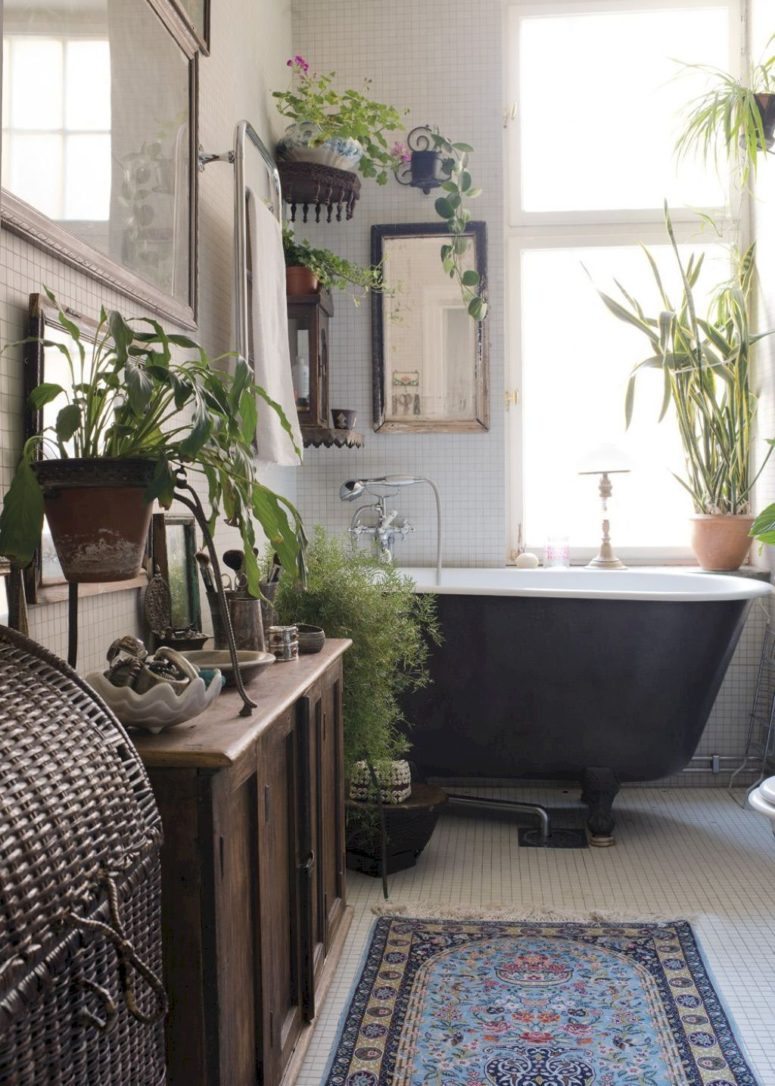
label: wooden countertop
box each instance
[131,639,350,769]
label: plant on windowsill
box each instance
[0,289,307,592]
[675,37,775,190]
[273,56,408,184]
[593,207,773,571]
[282,226,386,303]
[429,130,488,322]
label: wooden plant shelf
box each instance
[302,426,364,449]
[278,161,361,223]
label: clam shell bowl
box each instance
[86,668,223,734]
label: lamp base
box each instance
[587,553,627,570]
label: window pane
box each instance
[65,41,111,131]
[521,243,730,549]
[9,38,63,129]
[8,133,63,218]
[517,7,730,212]
[65,134,111,219]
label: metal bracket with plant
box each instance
[430,131,488,321]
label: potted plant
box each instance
[593,209,773,571]
[675,38,775,190]
[0,290,306,592]
[282,226,387,303]
[273,56,407,185]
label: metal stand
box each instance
[729,625,775,801]
[64,472,256,716]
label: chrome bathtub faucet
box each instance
[339,475,442,583]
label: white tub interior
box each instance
[400,566,772,602]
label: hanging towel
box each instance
[246,190,303,466]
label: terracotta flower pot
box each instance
[285,265,319,296]
[689,514,754,572]
[34,458,157,582]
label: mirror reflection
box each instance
[3,0,193,306]
[371,222,489,432]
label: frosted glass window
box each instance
[521,243,729,549]
[65,41,111,131]
[517,7,731,213]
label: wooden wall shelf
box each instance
[303,426,364,449]
[278,161,361,223]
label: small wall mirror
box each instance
[371,222,489,432]
[2,0,199,327]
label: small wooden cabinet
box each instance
[133,641,351,1086]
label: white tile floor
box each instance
[298,786,775,1085]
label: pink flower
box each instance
[287,55,309,73]
[391,141,411,164]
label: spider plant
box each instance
[594,210,773,516]
[675,39,775,190]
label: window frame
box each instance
[505,0,749,563]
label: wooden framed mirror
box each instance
[2,0,200,327]
[371,221,489,432]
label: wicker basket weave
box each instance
[0,625,167,1085]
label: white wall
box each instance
[0,0,294,671]
[289,0,508,567]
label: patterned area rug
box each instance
[325,917,758,1085]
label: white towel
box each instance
[246,191,303,466]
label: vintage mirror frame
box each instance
[170,0,210,54]
[149,512,202,631]
[2,0,200,329]
[371,221,489,433]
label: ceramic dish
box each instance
[86,668,222,734]
[181,649,275,687]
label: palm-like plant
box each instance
[594,211,772,515]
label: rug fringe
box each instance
[370,901,696,923]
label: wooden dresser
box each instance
[132,640,352,1086]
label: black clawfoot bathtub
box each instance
[401,568,770,844]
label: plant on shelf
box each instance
[273,56,408,185]
[282,226,386,304]
[593,207,773,571]
[429,130,487,321]
[0,289,306,593]
[272,527,440,776]
[675,37,775,190]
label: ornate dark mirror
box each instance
[371,221,489,432]
[2,0,199,327]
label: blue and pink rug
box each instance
[325,917,758,1085]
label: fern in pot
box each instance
[0,290,306,591]
[593,210,773,571]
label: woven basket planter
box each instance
[349,759,412,804]
[0,625,167,1084]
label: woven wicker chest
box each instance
[0,626,167,1085]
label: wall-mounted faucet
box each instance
[339,475,442,585]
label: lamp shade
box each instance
[577,442,633,475]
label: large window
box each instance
[507,0,743,559]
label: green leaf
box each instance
[29,383,65,409]
[125,358,153,415]
[452,142,474,152]
[177,394,213,459]
[55,404,81,444]
[0,456,45,565]
[467,296,485,320]
[434,196,455,220]
[461,270,480,287]
[144,457,175,509]
[239,388,258,445]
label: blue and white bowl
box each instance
[277,122,363,171]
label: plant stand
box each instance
[346,783,448,880]
[65,470,256,716]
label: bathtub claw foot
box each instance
[581,766,620,845]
